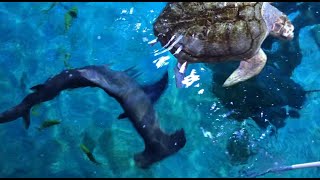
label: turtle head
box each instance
[270,15,294,41]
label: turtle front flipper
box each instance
[223,48,267,87]
[174,61,188,88]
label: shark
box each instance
[0,65,186,168]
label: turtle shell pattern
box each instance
[153,2,269,63]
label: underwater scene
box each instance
[0,2,319,178]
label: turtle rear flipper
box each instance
[223,48,267,87]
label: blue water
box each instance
[0,2,319,178]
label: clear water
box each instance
[0,2,319,178]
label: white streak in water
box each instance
[173,45,183,55]
[168,35,183,49]
[121,9,127,14]
[148,38,158,45]
[221,110,235,118]
[210,102,217,110]
[153,55,170,69]
[179,61,187,73]
[163,35,176,48]
[200,127,213,139]
[129,7,134,14]
[198,89,204,94]
[154,48,169,56]
[154,35,183,56]
[135,23,141,30]
[181,69,200,88]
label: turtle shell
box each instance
[153,2,269,63]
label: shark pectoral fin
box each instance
[117,112,128,120]
[30,84,45,91]
[22,109,31,129]
[223,48,267,87]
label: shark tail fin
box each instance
[0,104,31,129]
[133,128,186,169]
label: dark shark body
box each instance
[0,68,96,129]
[0,65,186,168]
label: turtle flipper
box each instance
[174,61,188,88]
[223,48,267,87]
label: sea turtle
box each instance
[153,2,294,88]
[226,128,253,165]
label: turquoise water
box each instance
[0,2,319,178]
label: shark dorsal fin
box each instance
[117,112,128,120]
[117,72,169,120]
[30,84,45,91]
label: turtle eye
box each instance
[273,23,282,33]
